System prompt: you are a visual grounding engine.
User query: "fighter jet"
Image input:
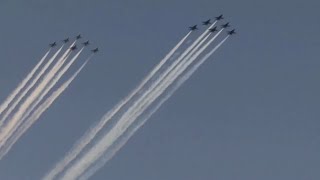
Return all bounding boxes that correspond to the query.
[76,34,82,39]
[215,14,224,20]
[63,38,69,43]
[228,29,236,35]
[221,23,230,28]
[202,19,211,26]
[91,48,99,53]
[189,25,198,31]
[70,45,77,51]
[49,42,56,47]
[209,27,218,33]
[83,41,90,46]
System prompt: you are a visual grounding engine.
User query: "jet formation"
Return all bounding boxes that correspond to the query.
[188,14,236,35]
[50,34,99,53]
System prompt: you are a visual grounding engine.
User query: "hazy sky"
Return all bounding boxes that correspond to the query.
[0,0,319,179]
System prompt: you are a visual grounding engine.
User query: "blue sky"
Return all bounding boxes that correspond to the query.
[0,0,319,179]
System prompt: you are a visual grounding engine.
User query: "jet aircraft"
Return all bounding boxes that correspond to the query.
[202,19,211,26]
[209,27,218,33]
[228,29,236,35]
[221,23,230,28]
[70,45,77,51]
[83,41,90,46]
[215,14,224,20]
[49,42,56,47]
[63,38,69,43]
[76,34,82,39]
[189,25,198,31]
[92,48,99,53]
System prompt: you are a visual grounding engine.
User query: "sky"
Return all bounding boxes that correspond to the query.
[0,0,319,179]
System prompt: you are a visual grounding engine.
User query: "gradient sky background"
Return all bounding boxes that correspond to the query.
[0,0,319,179]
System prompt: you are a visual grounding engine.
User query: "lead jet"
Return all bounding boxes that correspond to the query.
[92,48,99,53]
[76,34,82,39]
[49,42,56,47]
[63,38,69,43]
[189,25,198,31]
[228,29,236,35]
[70,45,77,51]
[215,14,224,20]
[221,22,230,28]
[202,19,211,26]
[83,41,90,46]
[209,27,218,33]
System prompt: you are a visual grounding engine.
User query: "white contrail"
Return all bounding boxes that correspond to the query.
[87,36,230,178]
[0,55,93,160]
[60,26,220,180]
[0,46,64,126]
[81,36,230,179]
[0,49,51,123]
[42,32,192,180]
[0,42,75,146]
[0,46,82,151]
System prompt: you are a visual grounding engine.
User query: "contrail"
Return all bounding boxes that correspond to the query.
[0,42,75,146]
[0,46,82,151]
[60,26,221,180]
[0,49,51,123]
[0,55,93,160]
[0,46,64,126]
[42,32,192,180]
[83,36,230,178]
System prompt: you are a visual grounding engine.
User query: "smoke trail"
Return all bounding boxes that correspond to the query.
[0,55,93,160]
[84,36,230,178]
[0,42,75,145]
[0,46,82,151]
[0,49,51,122]
[42,32,192,180]
[0,46,64,126]
[60,26,219,180]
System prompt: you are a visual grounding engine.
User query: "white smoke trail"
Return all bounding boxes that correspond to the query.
[0,55,93,160]
[0,49,51,123]
[0,42,75,146]
[0,46,64,126]
[42,32,192,180]
[0,46,82,152]
[81,36,230,180]
[60,25,219,180]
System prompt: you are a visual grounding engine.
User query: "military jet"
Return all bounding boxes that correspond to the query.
[209,27,218,33]
[63,38,69,43]
[189,25,198,31]
[228,29,236,35]
[202,19,211,26]
[76,34,82,39]
[92,48,99,53]
[221,23,230,28]
[49,42,56,47]
[215,14,224,20]
[83,41,90,46]
[70,45,77,51]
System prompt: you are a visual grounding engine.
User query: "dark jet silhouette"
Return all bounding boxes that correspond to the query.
[83,41,90,46]
[215,14,224,20]
[76,34,82,39]
[70,45,77,51]
[209,27,218,33]
[49,42,56,47]
[63,38,69,43]
[202,19,211,26]
[91,48,99,53]
[221,23,230,28]
[189,25,198,31]
[228,29,236,35]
